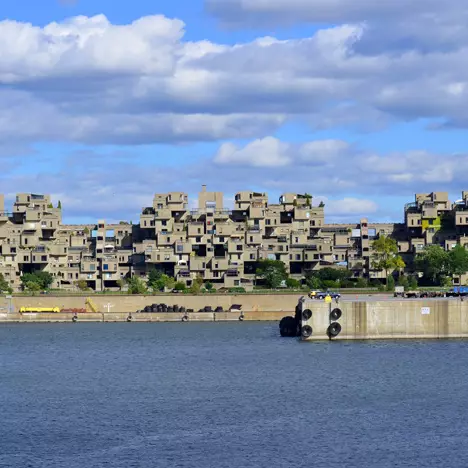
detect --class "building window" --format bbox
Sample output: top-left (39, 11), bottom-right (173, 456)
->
top-left (41, 256), bottom-right (47, 262)
top-left (103, 264), bottom-right (109, 271)
top-left (236, 245), bottom-right (242, 251)
top-left (196, 237), bottom-right (201, 243)
top-left (296, 254), bottom-right (300, 260)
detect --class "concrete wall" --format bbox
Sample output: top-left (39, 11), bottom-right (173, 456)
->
top-left (0, 311), bottom-right (286, 323)
top-left (301, 299), bottom-right (468, 341)
top-left (0, 294), bottom-right (304, 314)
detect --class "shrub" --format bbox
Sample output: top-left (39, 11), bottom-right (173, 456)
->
top-left (174, 282), bottom-right (187, 291)
top-left (386, 275), bottom-right (395, 291)
top-left (285, 278), bottom-right (301, 289)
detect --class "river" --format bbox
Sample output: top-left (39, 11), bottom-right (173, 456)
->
top-left (1, 322), bottom-right (468, 467)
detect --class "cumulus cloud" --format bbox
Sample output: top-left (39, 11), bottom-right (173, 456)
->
top-left (0, 11), bottom-right (466, 148)
top-left (215, 137), bottom-right (351, 167)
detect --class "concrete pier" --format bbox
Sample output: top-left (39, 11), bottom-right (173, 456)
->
top-left (300, 299), bottom-right (468, 341)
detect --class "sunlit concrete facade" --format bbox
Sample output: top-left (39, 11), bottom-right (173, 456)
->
top-left (1, 188), bottom-right (467, 291)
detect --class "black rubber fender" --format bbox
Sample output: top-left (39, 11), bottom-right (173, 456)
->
top-left (327, 322), bottom-right (342, 338)
top-left (302, 309), bottom-right (312, 321)
top-left (127, 315), bottom-right (133, 322)
top-left (182, 315), bottom-right (188, 322)
top-left (330, 308), bottom-right (342, 321)
top-left (301, 325), bottom-right (313, 338)
top-left (239, 315), bottom-right (244, 322)
top-left (72, 315), bottom-right (78, 323)
top-left (279, 316), bottom-right (297, 337)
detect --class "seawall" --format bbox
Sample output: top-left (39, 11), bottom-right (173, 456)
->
top-left (301, 299), bottom-right (468, 341)
top-left (0, 294), bottom-right (303, 314)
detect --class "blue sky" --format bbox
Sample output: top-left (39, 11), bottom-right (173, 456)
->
top-left (0, 0), bottom-right (467, 224)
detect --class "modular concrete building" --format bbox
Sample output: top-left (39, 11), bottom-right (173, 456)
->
top-left (0, 188), bottom-right (467, 292)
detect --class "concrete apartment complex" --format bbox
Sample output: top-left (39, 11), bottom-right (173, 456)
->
top-left (1, 188), bottom-right (468, 291)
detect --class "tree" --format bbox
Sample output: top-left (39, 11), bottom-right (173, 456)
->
top-left (372, 235), bottom-right (405, 280)
top-left (255, 260), bottom-right (288, 289)
top-left (285, 278), bottom-right (301, 289)
top-left (20, 271), bottom-right (53, 290)
top-left (25, 281), bottom-right (41, 293)
top-left (397, 275), bottom-right (409, 291)
top-left (415, 245), bottom-right (450, 283)
top-left (386, 275), bottom-right (395, 291)
top-left (306, 275), bottom-right (322, 290)
top-left (117, 278), bottom-right (126, 291)
top-left (127, 276), bottom-right (147, 295)
top-left (75, 280), bottom-right (88, 291)
top-left (147, 269), bottom-right (163, 289)
top-left (408, 276), bottom-right (418, 290)
top-left (355, 278), bottom-right (368, 288)
top-left (205, 282), bottom-right (214, 291)
top-left (448, 244), bottom-right (468, 277)
top-left (57, 200), bottom-right (62, 209)
top-left (152, 274), bottom-right (175, 292)
top-left (0, 273), bottom-right (12, 294)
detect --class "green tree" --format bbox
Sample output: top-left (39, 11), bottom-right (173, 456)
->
top-left (415, 245), bottom-right (450, 283)
top-left (255, 260), bottom-right (288, 289)
top-left (355, 278), bottom-right (368, 288)
top-left (408, 276), bottom-right (418, 290)
top-left (285, 278), bottom-right (301, 289)
top-left (205, 282), bottom-right (213, 291)
top-left (397, 275), bottom-right (409, 291)
top-left (386, 275), bottom-right (395, 291)
top-left (57, 200), bottom-right (62, 209)
top-left (147, 269), bottom-right (163, 289)
top-left (25, 281), bottom-right (41, 293)
top-left (306, 275), bottom-right (322, 290)
top-left (20, 271), bottom-right (53, 290)
top-left (127, 276), bottom-right (147, 294)
top-left (153, 274), bottom-right (175, 292)
top-left (0, 273), bottom-right (12, 294)
top-left (448, 244), bottom-right (468, 277)
top-left (372, 235), bottom-right (405, 280)
top-left (174, 282), bottom-right (187, 291)
top-left (75, 280), bottom-right (88, 291)
top-left (117, 278), bottom-right (126, 291)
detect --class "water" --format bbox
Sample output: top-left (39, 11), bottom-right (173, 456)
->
top-left (1, 323), bottom-right (468, 468)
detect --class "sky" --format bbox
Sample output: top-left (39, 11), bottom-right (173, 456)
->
top-left (1, 0), bottom-right (468, 224)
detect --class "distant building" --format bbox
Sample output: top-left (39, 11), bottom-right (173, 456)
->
top-left (1, 188), bottom-right (467, 291)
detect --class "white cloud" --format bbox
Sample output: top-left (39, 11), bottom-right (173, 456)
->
top-left (316, 197), bottom-right (379, 216)
top-left (0, 11), bottom-right (466, 147)
top-left (215, 137), bottom-right (291, 167)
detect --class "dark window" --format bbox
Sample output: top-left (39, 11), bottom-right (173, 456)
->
top-left (236, 245), bottom-right (242, 251)
top-left (103, 264), bottom-right (109, 271)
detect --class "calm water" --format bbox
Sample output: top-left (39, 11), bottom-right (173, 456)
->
top-left (1, 323), bottom-right (468, 468)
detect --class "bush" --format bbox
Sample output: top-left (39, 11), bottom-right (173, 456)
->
top-left (205, 282), bottom-right (213, 291)
top-left (408, 276), bottom-right (418, 290)
top-left (322, 280), bottom-right (339, 289)
top-left (397, 275), bottom-right (409, 291)
top-left (21, 271), bottom-right (54, 290)
top-left (127, 277), bottom-right (147, 295)
top-left (386, 275), bottom-right (395, 291)
top-left (306, 276), bottom-right (322, 290)
top-left (174, 282), bottom-right (187, 291)
top-left (355, 278), bottom-right (368, 288)
top-left (228, 287), bottom-right (246, 293)
top-left (285, 278), bottom-right (301, 289)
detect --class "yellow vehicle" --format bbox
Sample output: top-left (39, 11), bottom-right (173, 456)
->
top-left (20, 307), bottom-right (61, 313)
